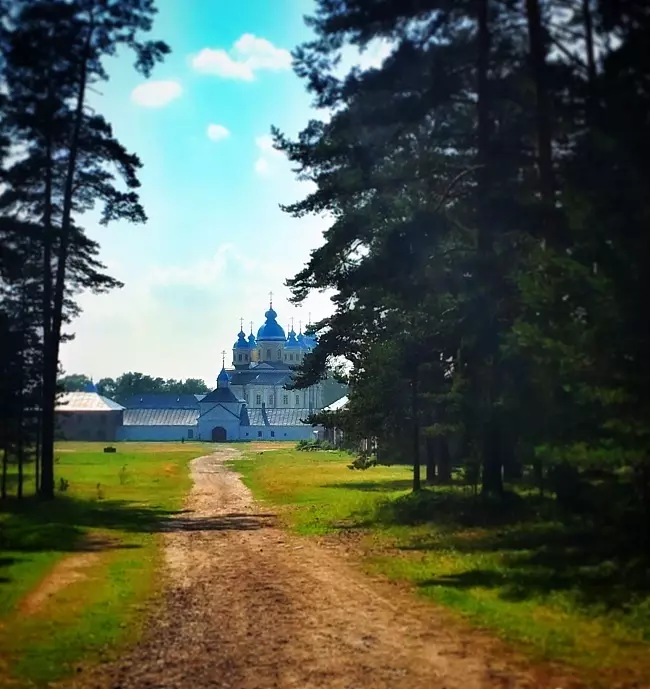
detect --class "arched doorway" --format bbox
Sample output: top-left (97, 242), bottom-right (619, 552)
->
top-left (211, 426), bottom-right (227, 442)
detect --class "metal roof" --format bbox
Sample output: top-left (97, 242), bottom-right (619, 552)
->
top-left (123, 409), bottom-right (198, 426)
top-left (122, 394), bottom-right (200, 409)
top-left (56, 392), bottom-right (124, 412)
top-left (247, 407), bottom-right (313, 426)
top-left (200, 387), bottom-right (242, 404)
top-left (229, 370), bottom-right (293, 387)
top-left (323, 395), bottom-right (349, 412)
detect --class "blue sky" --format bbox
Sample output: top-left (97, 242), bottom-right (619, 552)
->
top-left (60, 0), bottom-right (319, 384)
top-left (61, 0), bottom-right (391, 385)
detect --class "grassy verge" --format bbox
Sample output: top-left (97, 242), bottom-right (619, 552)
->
top-left (231, 447), bottom-right (650, 682)
top-left (0, 441), bottom-right (208, 688)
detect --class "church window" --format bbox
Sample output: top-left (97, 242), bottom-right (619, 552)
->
top-left (187, 429), bottom-right (194, 439)
top-left (256, 394), bottom-right (262, 405)
top-left (266, 348), bottom-right (271, 359)
top-left (271, 431), bottom-right (275, 438)
top-left (277, 349), bottom-right (282, 360)
top-left (289, 354), bottom-right (294, 361)
top-left (245, 392), bottom-right (249, 402)
top-left (269, 395), bottom-right (275, 406)
top-left (258, 431), bottom-right (263, 438)
top-left (283, 394), bottom-right (288, 405)
top-left (238, 354), bottom-right (242, 361)
top-left (295, 395), bottom-right (300, 406)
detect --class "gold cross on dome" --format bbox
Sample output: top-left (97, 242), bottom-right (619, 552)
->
top-left (250, 320), bottom-right (254, 334)
top-left (269, 290), bottom-right (273, 308)
top-left (240, 317), bottom-right (244, 331)
top-left (221, 350), bottom-right (226, 367)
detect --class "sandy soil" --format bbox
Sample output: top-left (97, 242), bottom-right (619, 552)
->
top-left (67, 448), bottom-right (594, 689)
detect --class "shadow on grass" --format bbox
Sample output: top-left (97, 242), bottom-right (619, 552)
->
top-left (0, 494), bottom-right (278, 584)
top-left (324, 480), bottom-right (414, 493)
top-left (329, 484), bottom-right (650, 624)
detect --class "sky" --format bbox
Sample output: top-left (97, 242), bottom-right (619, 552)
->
top-left (59, 0), bottom-right (381, 385)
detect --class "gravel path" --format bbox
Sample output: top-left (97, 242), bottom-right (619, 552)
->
top-left (68, 448), bottom-right (587, 689)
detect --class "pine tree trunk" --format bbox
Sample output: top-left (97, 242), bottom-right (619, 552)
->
top-left (412, 374), bottom-right (421, 492)
top-left (476, 0), bottom-right (503, 497)
top-left (41, 25), bottom-right (93, 499)
top-left (40, 79), bottom-right (54, 499)
top-left (17, 428), bottom-right (24, 500)
top-left (481, 420), bottom-right (503, 495)
top-left (437, 437), bottom-right (453, 484)
top-left (34, 413), bottom-right (41, 496)
top-left (582, 0), bottom-right (598, 124)
top-left (525, 0), bottom-right (556, 227)
top-left (502, 430), bottom-right (522, 481)
top-left (425, 437), bottom-right (436, 484)
top-left (1, 445), bottom-right (7, 500)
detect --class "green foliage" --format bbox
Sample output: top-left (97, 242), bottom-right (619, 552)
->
top-left (347, 452), bottom-right (377, 471)
top-left (274, 0), bottom-right (650, 530)
top-left (58, 374), bottom-right (93, 392)
top-left (296, 438), bottom-right (335, 452)
top-left (0, 0), bottom-right (169, 499)
top-left (232, 447), bottom-right (650, 679)
top-left (96, 372), bottom-right (210, 402)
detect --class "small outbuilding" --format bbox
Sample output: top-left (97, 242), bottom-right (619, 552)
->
top-left (55, 387), bottom-right (125, 441)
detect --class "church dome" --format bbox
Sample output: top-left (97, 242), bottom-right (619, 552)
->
top-left (217, 367), bottom-right (230, 388)
top-left (256, 307), bottom-right (286, 341)
top-left (285, 328), bottom-right (301, 349)
top-left (233, 329), bottom-right (249, 349)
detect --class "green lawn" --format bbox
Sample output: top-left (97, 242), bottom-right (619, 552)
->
top-left (0, 441), bottom-right (207, 688)
top-left (231, 447), bottom-right (650, 684)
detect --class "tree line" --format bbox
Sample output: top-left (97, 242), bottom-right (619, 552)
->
top-left (0, 0), bottom-right (167, 500)
top-left (59, 373), bottom-right (210, 401)
top-left (282, 1), bottom-right (650, 541)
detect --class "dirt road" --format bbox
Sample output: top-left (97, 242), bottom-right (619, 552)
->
top-left (71, 448), bottom-right (586, 689)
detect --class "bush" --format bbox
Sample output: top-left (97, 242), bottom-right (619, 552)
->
top-left (347, 452), bottom-right (377, 471)
top-left (296, 438), bottom-right (335, 452)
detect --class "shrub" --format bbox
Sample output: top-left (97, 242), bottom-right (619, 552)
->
top-left (347, 452), bottom-right (377, 471)
top-left (296, 438), bottom-right (336, 452)
top-left (118, 465), bottom-right (128, 485)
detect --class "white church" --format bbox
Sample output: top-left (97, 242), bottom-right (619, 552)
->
top-left (110, 301), bottom-right (328, 442)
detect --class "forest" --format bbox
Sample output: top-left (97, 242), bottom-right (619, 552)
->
top-left (280, 0), bottom-right (650, 559)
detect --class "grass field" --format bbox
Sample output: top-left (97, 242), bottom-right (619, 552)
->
top-left (231, 446), bottom-right (650, 681)
top-left (0, 441), bottom-right (207, 688)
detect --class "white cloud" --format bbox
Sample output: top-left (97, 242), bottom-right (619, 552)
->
top-left (191, 33), bottom-right (292, 81)
top-left (254, 134), bottom-right (285, 175)
top-left (356, 39), bottom-right (394, 70)
top-left (335, 38), bottom-right (395, 78)
top-left (206, 123), bottom-right (230, 141)
top-left (255, 134), bottom-right (281, 156)
top-left (131, 80), bottom-right (182, 108)
top-left (59, 237), bottom-right (334, 383)
top-left (254, 157), bottom-right (270, 175)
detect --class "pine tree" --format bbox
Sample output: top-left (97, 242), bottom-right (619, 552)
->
top-left (1, 0), bottom-right (169, 498)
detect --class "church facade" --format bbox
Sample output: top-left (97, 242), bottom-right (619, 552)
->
top-left (113, 302), bottom-right (326, 442)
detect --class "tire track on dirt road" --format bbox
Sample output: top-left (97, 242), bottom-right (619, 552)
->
top-left (68, 447), bottom-right (587, 689)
